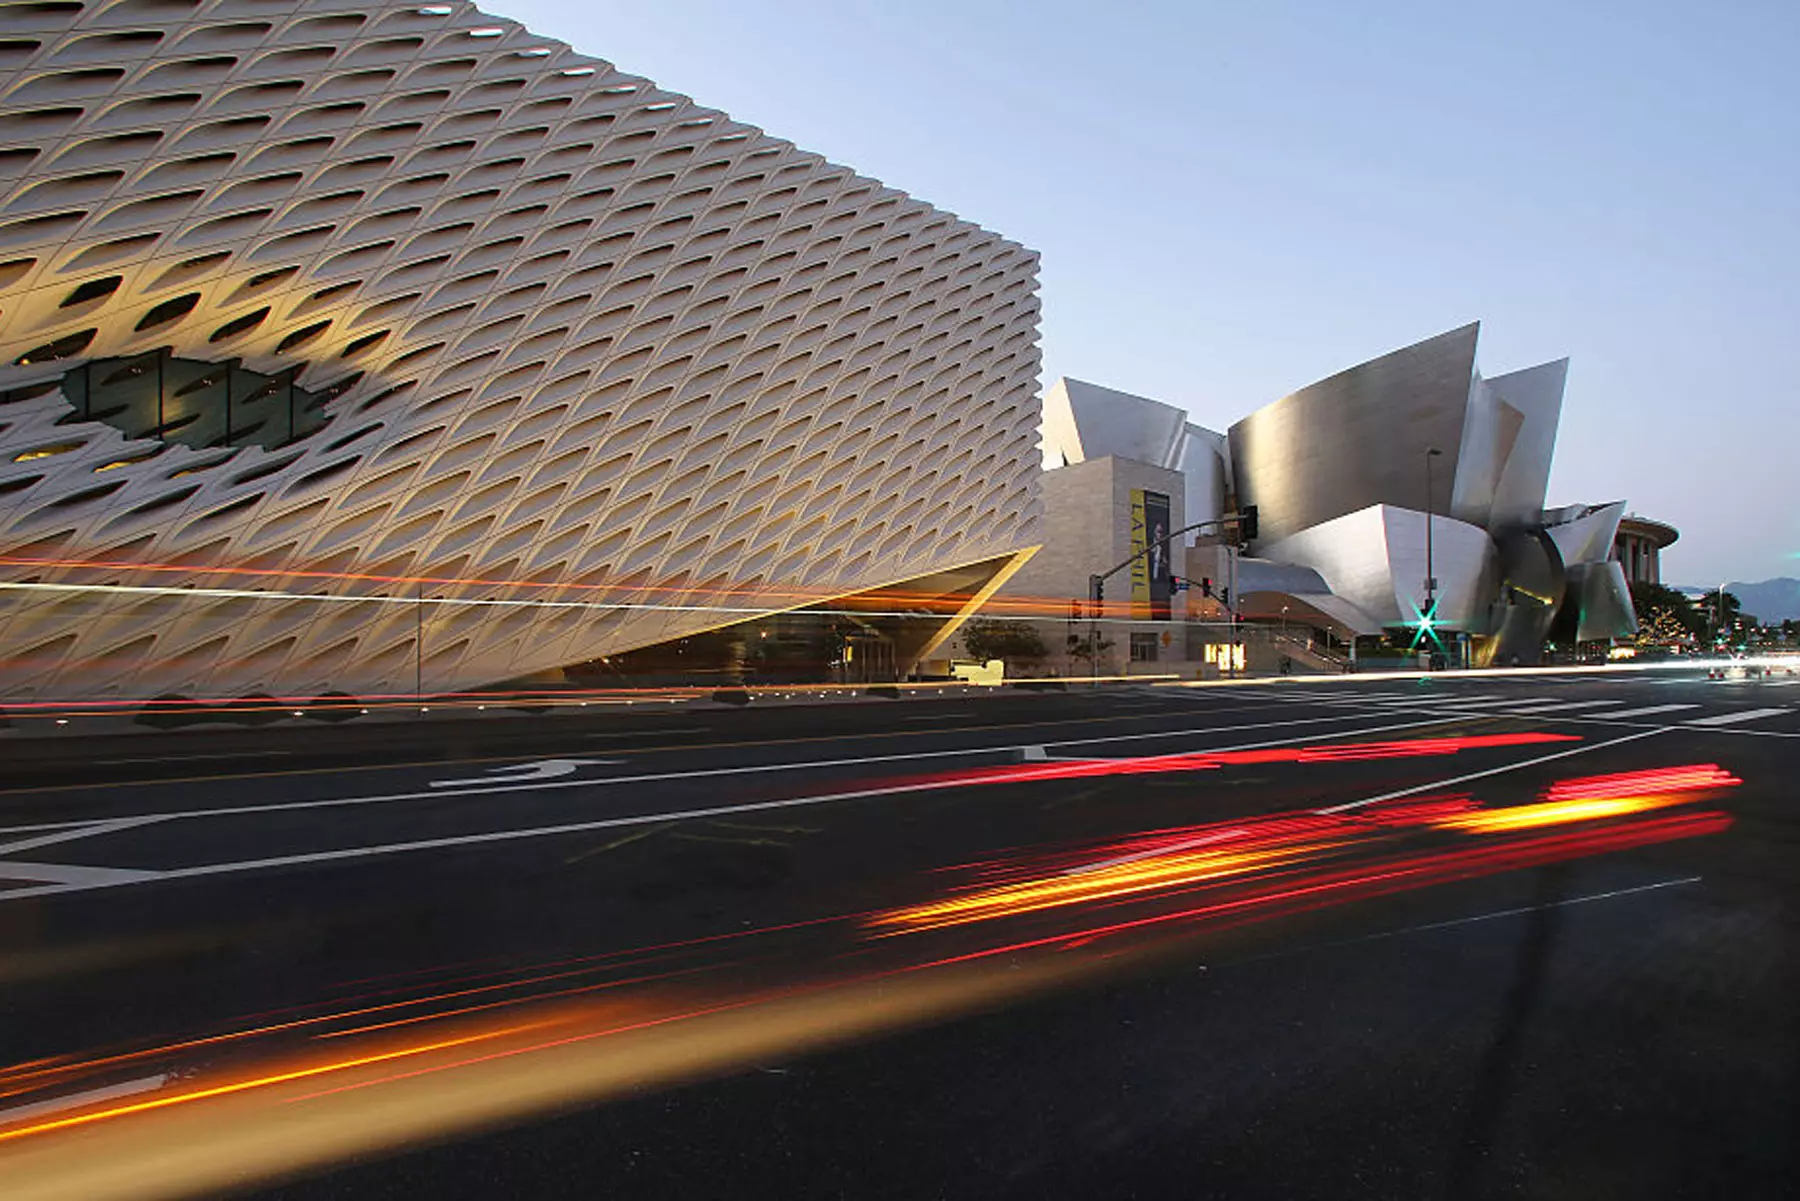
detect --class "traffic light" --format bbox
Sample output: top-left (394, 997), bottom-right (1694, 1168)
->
top-left (1200, 577), bottom-right (1213, 597)
top-left (1240, 504), bottom-right (1259, 542)
top-left (1170, 575), bottom-right (1188, 592)
top-left (1089, 574), bottom-right (1104, 607)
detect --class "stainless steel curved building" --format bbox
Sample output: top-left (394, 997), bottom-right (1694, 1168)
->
top-left (1231, 323), bottom-right (1633, 661)
top-left (0, 1), bottom-right (1042, 701)
top-left (1027, 322), bottom-right (1639, 668)
top-left (1227, 323), bottom-right (1482, 551)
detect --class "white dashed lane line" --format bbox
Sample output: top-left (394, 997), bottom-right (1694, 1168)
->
top-left (1484, 700), bottom-right (1622, 715)
top-left (1685, 708), bottom-right (1792, 727)
top-left (1597, 704), bottom-right (1700, 720)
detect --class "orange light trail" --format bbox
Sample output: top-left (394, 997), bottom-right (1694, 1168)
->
top-left (869, 839), bottom-right (1336, 933)
top-left (868, 760), bottom-right (1741, 934)
top-left (1431, 764), bottom-right (1742, 833)
top-left (0, 757), bottom-right (1743, 1168)
top-left (0, 951), bottom-right (723, 1096)
top-left (877, 809), bottom-right (1735, 972)
top-left (0, 1022), bottom-right (550, 1145)
top-left (0, 553), bottom-right (1124, 619)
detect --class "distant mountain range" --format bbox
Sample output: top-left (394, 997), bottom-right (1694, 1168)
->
top-left (1672, 578), bottom-right (1800, 622)
top-left (1731, 578), bottom-right (1800, 622)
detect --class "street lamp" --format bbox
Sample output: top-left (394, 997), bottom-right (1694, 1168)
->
top-left (1422, 447), bottom-right (1442, 665)
top-left (1424, 447), bottom-right (1442, 612)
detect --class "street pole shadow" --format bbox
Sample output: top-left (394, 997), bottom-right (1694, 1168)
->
top-left (1444, 863), bottom-right (1568, 1198)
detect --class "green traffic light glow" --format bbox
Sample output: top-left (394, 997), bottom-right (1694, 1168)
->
top-left (1404, 598), bottom-right (1445, 652)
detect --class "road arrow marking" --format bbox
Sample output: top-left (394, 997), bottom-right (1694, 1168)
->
top-left (428, 758), bottom-right (618, 789)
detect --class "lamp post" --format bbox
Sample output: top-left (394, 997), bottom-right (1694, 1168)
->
top-left (1423, 448), bottom-right (1443, 667)
top-left (1424, 447), bottom-right (1442, 612)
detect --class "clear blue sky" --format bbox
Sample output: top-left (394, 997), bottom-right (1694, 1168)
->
top-left (507, 0), bottom-right (1799, 586)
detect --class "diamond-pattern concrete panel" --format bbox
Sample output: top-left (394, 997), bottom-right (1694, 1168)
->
top-left (0, 0), bottom-right (1041, 700)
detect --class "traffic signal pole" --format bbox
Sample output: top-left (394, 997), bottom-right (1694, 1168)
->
top-left (1084, 507), bottom-right (1257, 686)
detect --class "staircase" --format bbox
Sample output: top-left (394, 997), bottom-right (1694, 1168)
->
top-left (1264, 630), bottom-right (1350, 675)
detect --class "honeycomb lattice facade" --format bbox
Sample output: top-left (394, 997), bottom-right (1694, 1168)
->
top-left (0, 0), bottom-right (1042, 701)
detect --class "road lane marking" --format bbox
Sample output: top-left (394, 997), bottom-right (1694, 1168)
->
top-left (1421, 696), bottom-right (1562, 708)
top-left (4, 713), bottom-right (1462, 832)
top-left (1685, 708), bottom-right (1791, 727)
top-left (0, 816), bottom-right (167, 857)
top-left (0, 717), bottom-right (1477, 904)
top-left (93, 751), bottom-right (293, 765)
top-left (1306, 694), bottom-right (1564, 711)
top-left (1314, 726), bottom-right (1669, 814)
top-left (1020, 745), bottom-right (1096, 763)
top-left (1341, 696), bottom-right (1542, 711)
top-left (0, 698), bottom-right (1356, 799)
top-left (1597, 704), bottom-right (1699, 720)
top-left (428, 758), bottom-right (618, 788)
top-left (0, 861), bottom-right (163, 886)
top-left (1488, 700), bottom-right (1622, 715)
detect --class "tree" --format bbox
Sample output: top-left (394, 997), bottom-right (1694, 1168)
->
top-left (959, 617), bottom-right (1048, 664)
top-left (1629, 582), bottom-right (1703, 646)
top-left (1705, 590), bottom-right (1746, 645)
top-left (1066, 631), bottom-right (1114, 669)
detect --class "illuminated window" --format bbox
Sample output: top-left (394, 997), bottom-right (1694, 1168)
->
top-left (12, 441), bottom-right (83, 462)
top-left (60, 351), bottom-right (346, 452)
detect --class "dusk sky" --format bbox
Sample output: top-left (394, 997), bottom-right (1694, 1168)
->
top-left (509, 0), bottom-right (1798, 586)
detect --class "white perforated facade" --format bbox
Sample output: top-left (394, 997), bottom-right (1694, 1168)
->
top-left (0, 0), bottom-right (1041, 701)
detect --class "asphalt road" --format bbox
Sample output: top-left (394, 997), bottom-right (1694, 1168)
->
top-left (0, 667), bottom-right (1796, 1199)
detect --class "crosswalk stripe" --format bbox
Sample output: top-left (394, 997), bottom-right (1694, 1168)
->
top-left (1428, 696), bottom-right (1561, 709)
top-left (1491, 700), bottom-right (1623, 715)
top-left (1685, 708), bottom-right (1792, 727)
top-left (1598, 704), bottom-right (1700, 719)
top-left (1338, 696), bottom-right (1460, 707)
top-left (1345, 694), bottom-right (1528, 708)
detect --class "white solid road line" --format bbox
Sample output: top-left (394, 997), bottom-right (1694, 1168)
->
top-left (0, 815), bottom-right (166, 857)
top-left (0, 716), bottom-right (1476, 904)
top-left (0, 712), bottom-right (1460, 836)
top-left (1489, 700), bottom-right (1622, 715)
top-left (1426, 696), bottom-right (1563, 708)
top-left (1598, 704), bottom-right (1700, 720)
top-left (0, 861), bottom-right (163, 886)
top-left (1314, 726), bottom-right (1669, 814)
top-left (1685, 708), bottom-right (1792, 727)
top-left (1361, 695), bottom-right (1562, 710)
